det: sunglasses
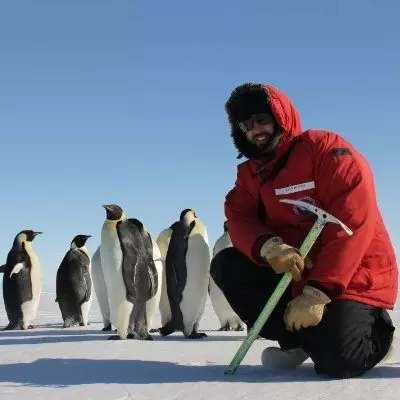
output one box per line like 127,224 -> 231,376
238,113 -> 275,133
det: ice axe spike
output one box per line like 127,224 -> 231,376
224,199 -> 353,375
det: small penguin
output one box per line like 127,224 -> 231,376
2,230 -> 42,330
100,204 -> 162,340
160,209 -> 210,339
91,245 -> 112,331
55,234 -> 93,328
209,221 -> 245,331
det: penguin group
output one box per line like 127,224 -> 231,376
0,205 -> 245,339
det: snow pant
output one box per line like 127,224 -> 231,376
210,247 -> 395,379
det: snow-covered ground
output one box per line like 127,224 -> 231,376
0,292 -> 399,399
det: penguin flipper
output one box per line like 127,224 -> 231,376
129,219 -> 158,298
0,264 -> 5,273
63,250 -> 91,304
166,220 -> 195,303
9,262 -> 25,278
118,219 -> 150,303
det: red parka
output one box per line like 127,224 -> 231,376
225,84 -> 398,309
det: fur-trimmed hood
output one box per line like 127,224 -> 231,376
225,83 -> 303,160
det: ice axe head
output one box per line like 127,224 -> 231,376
279,199 -> 353,236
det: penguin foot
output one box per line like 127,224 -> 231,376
185,332 -> 207,339
218,323 -> 232,331
149,328 -> 160,333
102,324 -> 112,331
62,322 -> 74,328
27,325 -> 34,330
159,323 -> 175,337
235,325 -> 245,332
2,323 -> 21,331
107,335 -> 122,340
79,322 -> 90,326
127,332 -> 153,341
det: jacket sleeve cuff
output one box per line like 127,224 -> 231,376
251,235 -> 275,265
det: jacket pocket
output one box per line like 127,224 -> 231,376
347,267 -> 373,292
370,266 -> 397,291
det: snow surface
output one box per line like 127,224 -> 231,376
0,292 -> 399,399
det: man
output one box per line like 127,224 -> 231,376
210,82 -> 398,379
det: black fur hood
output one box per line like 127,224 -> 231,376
225,82 -> 303,160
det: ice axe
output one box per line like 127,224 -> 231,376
224,198 -> 353,375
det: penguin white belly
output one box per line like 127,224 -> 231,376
145,238 -> 163,330
20,245 -> 42,329
213,234 -> 232,256
209,275 -> 244,330
209,233 -> 245,330
180,230 -> 210,336
101,226 -> 133,339
80,256 -> 92,326
156,229 -> 173,326
91,245 -> 111,327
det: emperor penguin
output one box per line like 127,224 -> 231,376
154,224 -> 175,331
160,208 -> 211,339
2,230 -> 42,330
100,204 -> 162,340
209,221 -> 245,331
55,234 -> 93,328
91,245 -> 112,331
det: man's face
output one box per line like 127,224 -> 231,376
239,113 -> 276,148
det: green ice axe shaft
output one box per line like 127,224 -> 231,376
224,198 -> 353,375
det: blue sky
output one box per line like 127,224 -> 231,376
0,1 -> 398,288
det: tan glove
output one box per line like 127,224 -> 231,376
260,236 -> 311,282
284,285 -> 331,331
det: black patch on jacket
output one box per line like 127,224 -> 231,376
332,148 -> 352,156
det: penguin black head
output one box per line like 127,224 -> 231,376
179,208 -> 196,221
71,234 -> 91,249
13,230 -> 42,248
102,204 -> 125,221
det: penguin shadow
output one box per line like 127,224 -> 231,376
0,358 -> 398,387
0,323 -> 108,345
150,330 -> 246,342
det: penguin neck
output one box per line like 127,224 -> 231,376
182,214 -> 195,227
76,245 -> 90,258
24,241 -> 34,252
104,212 -> 127,226
23,241 -> 41,268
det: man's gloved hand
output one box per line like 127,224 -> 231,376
260,236 -> 312,282
284,285 -> 331,331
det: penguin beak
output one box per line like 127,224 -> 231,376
102,204 -> 112,212
33,232 -> 43,236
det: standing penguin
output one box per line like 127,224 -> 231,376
160,209 -> 211,339
2,230 -> 42,330
91,245 -> 112,331
209,221 -> 245,331
100,204 -> 161,340
154,224 -> 175,331
55,234 -> 92,328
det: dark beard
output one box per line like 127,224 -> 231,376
256,129 -> 282,155
245,128 -> 282,161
